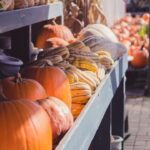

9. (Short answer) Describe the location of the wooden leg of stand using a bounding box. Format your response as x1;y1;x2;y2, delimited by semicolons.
112;78;125;150
89;104;111;150
11;26;31;63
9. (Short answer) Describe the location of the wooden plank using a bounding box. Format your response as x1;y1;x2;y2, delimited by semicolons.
0;2;63;33
144;14;150;96
56;54;128;150
112;78;125;149
89;104;111;150
11;26;31;63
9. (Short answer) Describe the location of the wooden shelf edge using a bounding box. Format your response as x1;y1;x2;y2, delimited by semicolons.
0;2;63;33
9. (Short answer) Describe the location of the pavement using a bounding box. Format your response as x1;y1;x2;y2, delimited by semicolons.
124;96;150;150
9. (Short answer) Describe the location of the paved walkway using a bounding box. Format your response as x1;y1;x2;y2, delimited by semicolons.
124;96;150;150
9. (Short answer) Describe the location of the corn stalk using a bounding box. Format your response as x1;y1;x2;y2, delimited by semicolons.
62;0;107;33
87;0;107;25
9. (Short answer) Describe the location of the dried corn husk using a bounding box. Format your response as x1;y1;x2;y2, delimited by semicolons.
14;0;28;8
0;0;14;10
34;0;40;5
39;0;46;5
87;0;107;24
27;0;34;7
46;0;58;3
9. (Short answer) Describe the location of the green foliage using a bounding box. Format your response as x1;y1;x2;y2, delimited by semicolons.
138;25;150;38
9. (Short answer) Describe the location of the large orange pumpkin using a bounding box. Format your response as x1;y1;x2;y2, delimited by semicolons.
2;73;47;101
37;96;73;139
22;66;72;109
35;24;75;48
0;86;52;150
130;48;149;68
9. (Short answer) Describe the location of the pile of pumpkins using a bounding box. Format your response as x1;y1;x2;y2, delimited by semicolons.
0;70;73;150
112;13;150;69
0;0;58;11
0;23;117;150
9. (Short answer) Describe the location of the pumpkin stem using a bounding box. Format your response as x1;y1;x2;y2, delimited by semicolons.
140;41;145;51
29;59;53;68
52;19;58;25
15;73;23;83
140;44;144;51
0;80;7;100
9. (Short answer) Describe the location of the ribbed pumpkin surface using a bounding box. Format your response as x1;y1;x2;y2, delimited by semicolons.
35;24;75;48
0;100;52;150
37;96;73;139
2;74;47;101
22;66;72;109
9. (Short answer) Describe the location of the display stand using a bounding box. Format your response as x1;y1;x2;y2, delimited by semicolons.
145;8;150;96
56;54;128;150
0;2;128;149
0;2;64;33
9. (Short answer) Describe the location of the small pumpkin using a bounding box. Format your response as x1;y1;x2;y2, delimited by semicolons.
130;47;149;68
2;73;47;101
0;83;52;150
22;66;72;109
35;24;75;48
43;37;69;48
37;96;73;139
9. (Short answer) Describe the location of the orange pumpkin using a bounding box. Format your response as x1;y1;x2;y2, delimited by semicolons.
142;13;150;24
0;85;52;150
35;24;75;48
22;66;72;109
131;48;149;68
43;37;69;48
37;96;73;139
2;73;47;101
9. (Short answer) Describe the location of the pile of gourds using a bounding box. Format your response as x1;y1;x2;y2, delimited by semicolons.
0;23;119;149
0;0;59;10
0;68;73;150
33;23;116;118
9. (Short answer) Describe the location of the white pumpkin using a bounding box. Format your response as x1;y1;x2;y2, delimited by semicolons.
78;24;119;43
